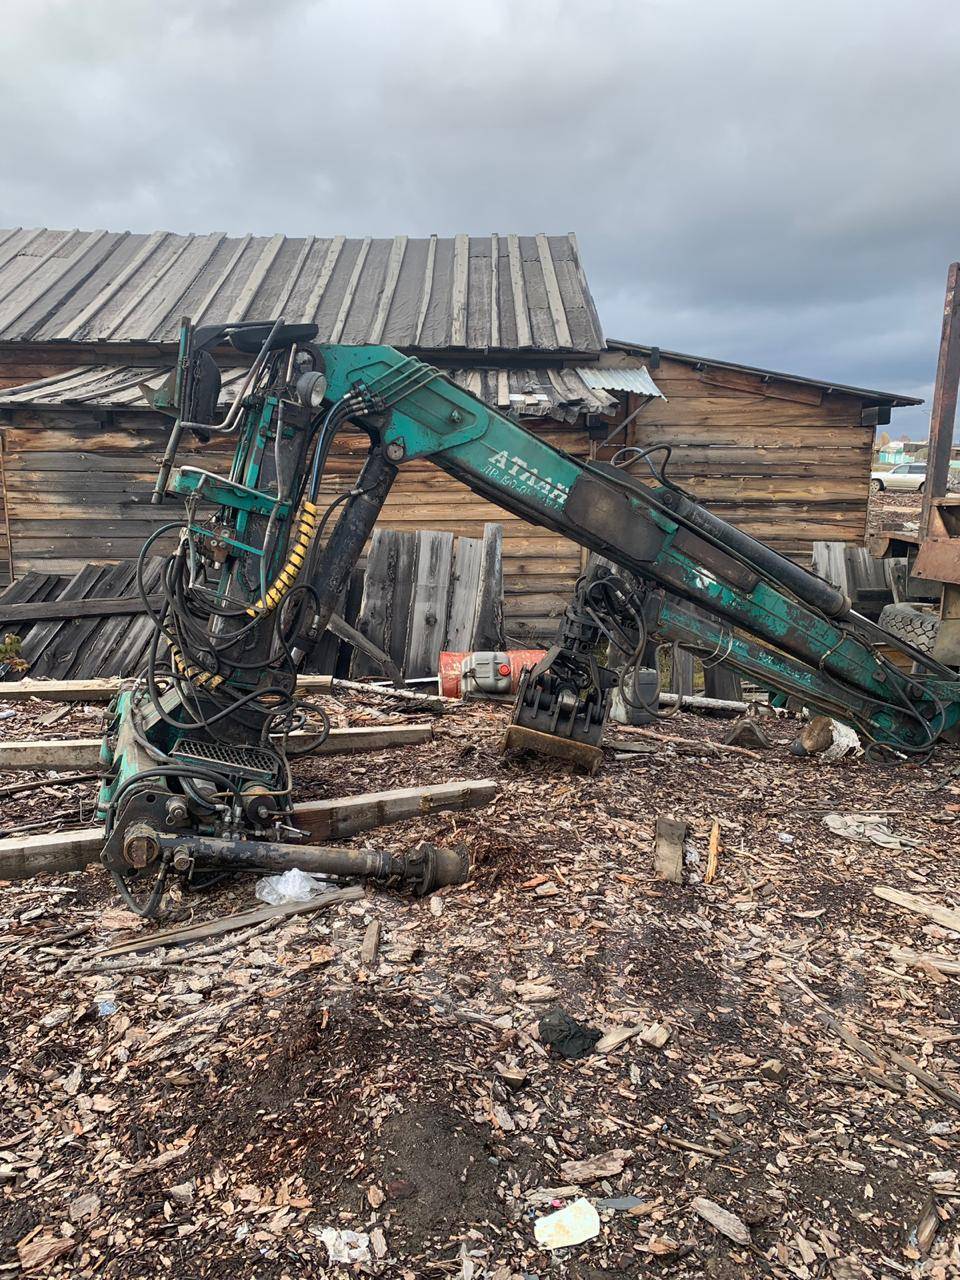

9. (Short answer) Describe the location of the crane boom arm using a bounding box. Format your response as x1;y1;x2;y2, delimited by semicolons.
310;344;959;755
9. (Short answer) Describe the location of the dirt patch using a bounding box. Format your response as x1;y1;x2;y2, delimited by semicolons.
374;1103;501;1238
180;990;508;1251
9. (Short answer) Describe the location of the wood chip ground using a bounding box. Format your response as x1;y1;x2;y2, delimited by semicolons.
2;688;959;1277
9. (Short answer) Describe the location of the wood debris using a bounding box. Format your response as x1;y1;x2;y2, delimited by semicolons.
1;691;959;1276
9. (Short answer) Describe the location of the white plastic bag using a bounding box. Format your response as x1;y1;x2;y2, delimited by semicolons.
315;1227;371;1265
254;867;330;905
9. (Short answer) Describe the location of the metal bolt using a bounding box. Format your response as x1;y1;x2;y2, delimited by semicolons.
172;847;194;873
385;440;405;461
164;798;188;828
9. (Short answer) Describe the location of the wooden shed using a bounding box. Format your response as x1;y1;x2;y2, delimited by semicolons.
0;226;922;641
601;341;921;563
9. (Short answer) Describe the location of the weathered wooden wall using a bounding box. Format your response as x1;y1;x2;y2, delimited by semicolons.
624;355;873;561
0;407;587;637
0;345;148;588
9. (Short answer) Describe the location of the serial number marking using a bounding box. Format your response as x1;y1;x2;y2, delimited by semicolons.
483;450;570;509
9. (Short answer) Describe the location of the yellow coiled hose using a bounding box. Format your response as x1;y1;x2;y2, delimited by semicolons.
170;501;320;691
246;500;319;617
170;644;225;690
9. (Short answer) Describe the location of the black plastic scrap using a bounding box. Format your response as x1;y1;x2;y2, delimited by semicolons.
538;1008;602;1059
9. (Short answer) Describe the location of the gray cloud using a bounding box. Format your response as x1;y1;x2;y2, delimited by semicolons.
2;0;958;437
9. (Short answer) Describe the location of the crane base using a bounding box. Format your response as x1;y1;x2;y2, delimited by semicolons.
500;724;603;774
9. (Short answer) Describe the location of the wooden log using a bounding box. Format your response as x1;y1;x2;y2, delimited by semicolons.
659;692;748;715
0;723;435;772
0;778;497;879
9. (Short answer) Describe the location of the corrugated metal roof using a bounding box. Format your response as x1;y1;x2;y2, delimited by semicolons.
0;361;617;423
576;363;664;398
0;228;604;353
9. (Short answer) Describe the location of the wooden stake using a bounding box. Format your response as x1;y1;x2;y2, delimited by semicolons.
705;819;721;885
653;815;687;884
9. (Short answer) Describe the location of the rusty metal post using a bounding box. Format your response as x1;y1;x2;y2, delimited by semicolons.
920;262;960;539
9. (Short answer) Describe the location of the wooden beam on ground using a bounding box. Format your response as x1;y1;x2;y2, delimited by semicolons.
91;886;365;960
0;723;435;772
0;827;105;879
0;778;497;880
292;779;496;841
0;674;454;706
0;678;123;702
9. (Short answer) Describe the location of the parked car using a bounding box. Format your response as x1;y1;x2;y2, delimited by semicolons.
870;462;927;494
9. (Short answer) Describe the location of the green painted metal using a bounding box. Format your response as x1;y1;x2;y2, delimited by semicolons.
96;689;181;822
171;466;288;518
318;343;960;751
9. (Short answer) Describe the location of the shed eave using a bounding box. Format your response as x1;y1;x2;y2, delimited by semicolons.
607;338;924;407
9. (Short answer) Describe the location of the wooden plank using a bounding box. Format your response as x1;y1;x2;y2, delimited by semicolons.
232;233;285;319
654;816;687;883
59;231;170;340
351;527;396;679
404;530;454;678
368;235;407;343
328;237;371;343
268;234;316;318
873;886;960;933
92;886;365;957
28;561;137;681
444;534;483;653
18;563;114;670
0;779;496;878
0;723;434;772
489;233;500;347
506;234;532;348
94;558;165;677
450;234;469;346
471;523;503;649
190;233;251;324
302;235;346;321
389;531;418;674
413;235;437;346
536;233;573;348
0;738;104;770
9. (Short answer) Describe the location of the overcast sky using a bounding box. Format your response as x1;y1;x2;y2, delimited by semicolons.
2;0;958;438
